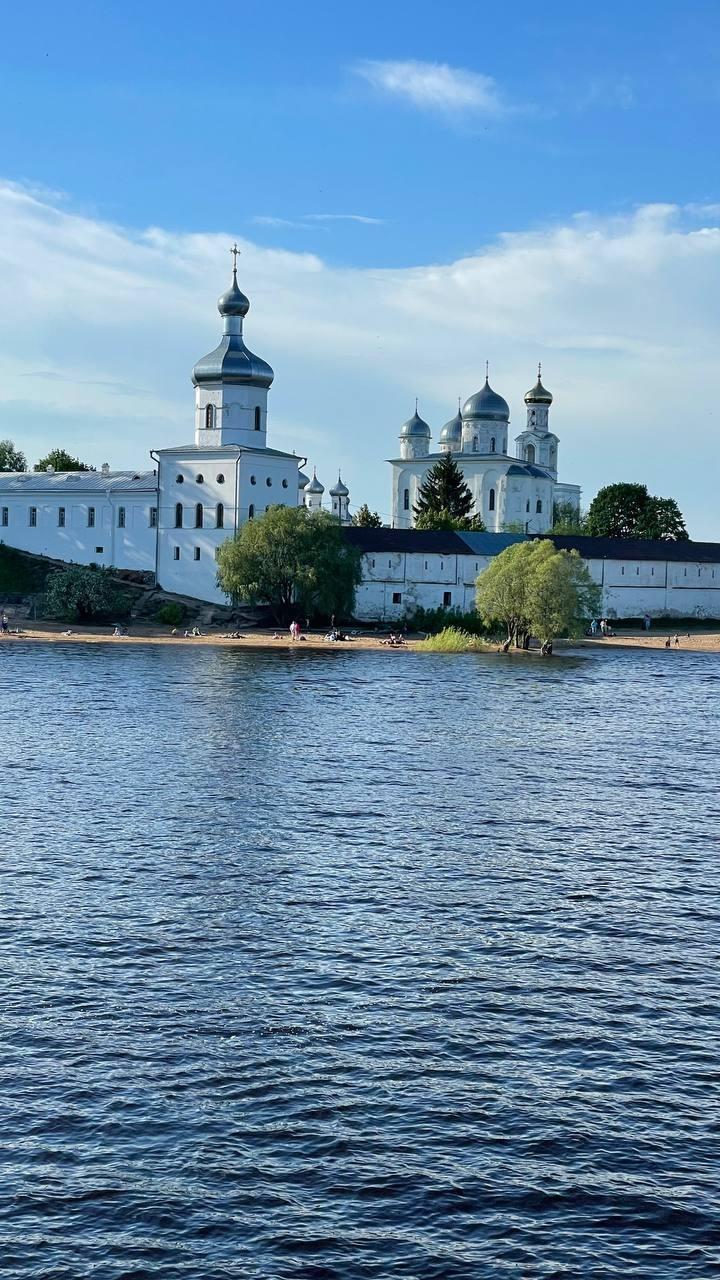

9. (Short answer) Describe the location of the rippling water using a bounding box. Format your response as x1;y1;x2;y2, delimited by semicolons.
1;641;718;1278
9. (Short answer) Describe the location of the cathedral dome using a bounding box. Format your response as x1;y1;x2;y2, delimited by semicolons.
306;471;324;494
439;409;462;445
298;470;310;489
218;269;250;317
524;366;553;405
462;377;509;422
330;474;349;497
399;409;431;439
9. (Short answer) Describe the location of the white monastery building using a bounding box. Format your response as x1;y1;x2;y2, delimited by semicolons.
390;366;580;532
0;256;719;621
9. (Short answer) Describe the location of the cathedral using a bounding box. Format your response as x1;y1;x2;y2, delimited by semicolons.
389;368;580;531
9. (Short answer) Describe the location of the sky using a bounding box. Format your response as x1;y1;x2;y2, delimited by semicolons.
0;0;719;534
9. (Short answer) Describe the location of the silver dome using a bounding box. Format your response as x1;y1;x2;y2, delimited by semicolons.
462;377;509;422
439;409;462;444
192;267;274;389
330;474;349;497
524;366;553;405
218;268;250;317
306;471;324;494
399;409;431;438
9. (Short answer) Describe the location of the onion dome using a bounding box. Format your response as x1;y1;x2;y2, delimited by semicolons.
298;470;310;489
524;364;553;405
218;268;250;317
330;473;349;498
462;375;509;423
306;469;324;494
439;407;462;446
192;264;274;389
399;406;431;439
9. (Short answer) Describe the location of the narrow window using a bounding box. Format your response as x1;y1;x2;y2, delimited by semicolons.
205;404;214;430
443;591;452;607
250;475;256;485
118;506;126;529
621;567;625;576
216;503;224;529
87;507;95;528
392;592;402;604
490;437;496;452
282;478;288;489
403;488;410;510
254;406;261;431
526;499;530;513
195;502;203;529
173;547;180;561
248;504;255;519
175;503;183;529
149;508;158;528
58;507;65;527
636;567;640;576
424;560;428;569
489;488;495;512
526;445;536;464
1;507;7;526
536;499;542;514
29;506;37;527
266;477;272;487
651;567;654;576
473;436;478;451
371;558;375;568
194;547;201;561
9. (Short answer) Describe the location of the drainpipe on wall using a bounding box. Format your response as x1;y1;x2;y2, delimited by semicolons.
150;451;160;587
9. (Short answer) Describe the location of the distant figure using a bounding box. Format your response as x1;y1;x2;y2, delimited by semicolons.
289;620;299;640
674;633;680;647
665;636;671;648
644;613;651;632
112;625;122;637
1;612;8;633
590;619;598;636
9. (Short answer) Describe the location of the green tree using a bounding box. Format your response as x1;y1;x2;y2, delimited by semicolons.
216;505;362;623
0;438;27;471
586;483;688;540
45;565;130;622
352;503;383;528
35;448;93;472
552;500;587;535
413;453;483;530
475;540;600;652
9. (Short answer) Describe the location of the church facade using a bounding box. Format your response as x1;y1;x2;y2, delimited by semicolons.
390;369;580;532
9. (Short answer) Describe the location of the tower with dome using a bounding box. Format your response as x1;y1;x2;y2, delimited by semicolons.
389;366;580;531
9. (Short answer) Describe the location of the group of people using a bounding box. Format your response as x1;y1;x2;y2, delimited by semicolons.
379;632;406;647
589;618;615;637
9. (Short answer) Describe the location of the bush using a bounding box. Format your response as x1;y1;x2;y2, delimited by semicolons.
44;564;130;622
156;601;186;626
416;627;488;652
405;604;493;637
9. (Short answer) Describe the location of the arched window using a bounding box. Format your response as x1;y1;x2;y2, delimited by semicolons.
489;488;495;512
216;503;224;529
195;503;203;529
175;502;183;528
248;504;255;520
254;406;261;431
205;404;214;430
536;499;543;514
403;488;410;510
473;436;478;452
526;499;530;513
526;444;536;464
490;436;496;452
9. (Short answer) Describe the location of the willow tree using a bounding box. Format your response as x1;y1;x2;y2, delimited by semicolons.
476;540;600;652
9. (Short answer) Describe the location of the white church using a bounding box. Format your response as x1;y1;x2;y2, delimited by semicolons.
0;257;719;622
390;368;580;532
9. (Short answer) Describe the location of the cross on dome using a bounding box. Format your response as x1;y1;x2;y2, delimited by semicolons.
230;243;241;272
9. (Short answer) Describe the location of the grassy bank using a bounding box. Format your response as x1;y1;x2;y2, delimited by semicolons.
415;626;491;653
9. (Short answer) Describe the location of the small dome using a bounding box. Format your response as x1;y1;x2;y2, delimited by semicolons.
306;471;324;494
525;366;553;405
439;409;462;445
462;376;509;423
298;470;310;489
330;474;349;497
218;268;249;318
399;409;431;439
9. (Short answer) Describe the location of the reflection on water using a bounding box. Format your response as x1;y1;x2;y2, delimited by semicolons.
0;642;718;1277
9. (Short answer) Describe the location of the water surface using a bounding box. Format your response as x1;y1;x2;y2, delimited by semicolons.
1;642;718;1277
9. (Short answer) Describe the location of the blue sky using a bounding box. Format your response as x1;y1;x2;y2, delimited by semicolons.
0;0;719;532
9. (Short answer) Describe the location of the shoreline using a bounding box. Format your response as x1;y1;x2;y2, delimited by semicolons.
2;623;720;654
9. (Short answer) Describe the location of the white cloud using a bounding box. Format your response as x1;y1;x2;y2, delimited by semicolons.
0;184;719;537
251;213;384;230
304;213;385;225
354;59;506;116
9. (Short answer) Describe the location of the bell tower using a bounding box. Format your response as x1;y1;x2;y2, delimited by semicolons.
515;365;559;478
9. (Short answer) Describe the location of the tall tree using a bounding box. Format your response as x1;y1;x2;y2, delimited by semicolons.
586;483;688;540
216;505;362;623
413;454;484;530
34;449;93;472
0;439;27;471
475;540;600;651
352;503;383;528
552;500;587;535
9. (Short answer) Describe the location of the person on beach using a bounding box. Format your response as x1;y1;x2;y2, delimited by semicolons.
1;612;8;633
644;614;651;631
590;619;598;636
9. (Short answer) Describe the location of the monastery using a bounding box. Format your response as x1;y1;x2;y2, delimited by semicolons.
0;260;718;621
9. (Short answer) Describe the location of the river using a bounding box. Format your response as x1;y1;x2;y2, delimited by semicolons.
1;641;718;1277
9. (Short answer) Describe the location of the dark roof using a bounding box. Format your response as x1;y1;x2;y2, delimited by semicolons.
537;534;720;563
506;463;553;479
343;527;469;554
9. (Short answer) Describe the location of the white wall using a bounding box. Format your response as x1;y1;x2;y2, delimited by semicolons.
0;487;157;570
